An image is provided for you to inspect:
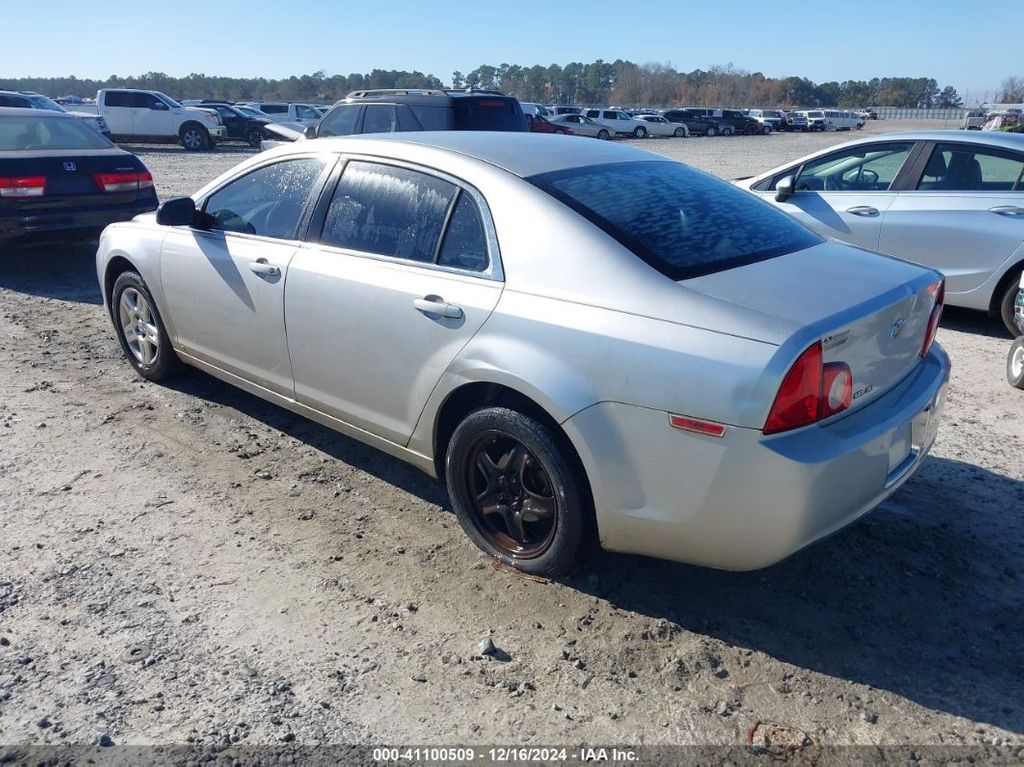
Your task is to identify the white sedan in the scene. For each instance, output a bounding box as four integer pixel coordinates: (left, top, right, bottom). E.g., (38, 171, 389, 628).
(635, 114, 689, 138)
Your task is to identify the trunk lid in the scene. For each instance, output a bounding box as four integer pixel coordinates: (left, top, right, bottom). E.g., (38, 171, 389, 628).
(683, 240, 942, 412)
(0, 149, 148, 210)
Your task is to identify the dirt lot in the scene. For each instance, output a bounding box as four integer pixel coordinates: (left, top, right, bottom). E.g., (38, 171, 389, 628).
(0, 120, 1022, 753)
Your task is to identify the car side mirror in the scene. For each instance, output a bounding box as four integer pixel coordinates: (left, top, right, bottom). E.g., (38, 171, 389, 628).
(775, 175, 795, 202)
(304, 125, 317, 139)
(156, 197, 198, 227)
(153, 102, 169, 111)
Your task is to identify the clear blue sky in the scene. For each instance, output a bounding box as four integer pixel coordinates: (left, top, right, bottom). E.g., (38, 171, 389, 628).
(5, 0, 1019, 102)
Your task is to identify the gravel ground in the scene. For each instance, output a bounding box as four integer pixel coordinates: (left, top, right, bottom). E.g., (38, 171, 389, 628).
(0, 120, 1022, 754)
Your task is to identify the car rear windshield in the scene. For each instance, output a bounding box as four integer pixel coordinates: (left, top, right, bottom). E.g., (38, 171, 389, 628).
(452, 97, 527, 131)
(528, 161, 822, 280)
(0, 114, 112, 151)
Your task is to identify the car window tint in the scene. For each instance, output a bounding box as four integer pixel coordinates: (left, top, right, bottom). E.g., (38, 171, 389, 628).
(409, 106, 452, 130)
(395, 104, 421, 131)
(203, 158, 328, 239)
(530, 160, 822, 280)
(437, 193, 488, 272)
(321, 161, 456, 262)
(917, 144, 1024, 191)
(793, 142, 913, 192)
(318, 105, 360, 137)
(296, 105, 319, 120)
(362, 104, 397, 134)
(104, 92, 131, 108)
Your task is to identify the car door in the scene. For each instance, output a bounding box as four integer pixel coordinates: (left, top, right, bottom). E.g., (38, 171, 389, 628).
(755, 141, 918, 251)
(212, 105, 243, 139)
(128, 92, 167, 136)
(880, 141, 1024, 297)
(160, 155, 334, 395)
(285, 159, 503, 446)
(100, 91, 134, 134)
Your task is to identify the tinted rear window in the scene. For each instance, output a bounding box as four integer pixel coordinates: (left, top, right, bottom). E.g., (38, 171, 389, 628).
(452, 98, 527, 131)
(529, 161, 822, 280)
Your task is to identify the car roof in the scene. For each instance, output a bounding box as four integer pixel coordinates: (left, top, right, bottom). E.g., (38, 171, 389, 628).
(819, 130, 1024, 152)
(0, 106, 74, 119)
(279, 132, 667, 178)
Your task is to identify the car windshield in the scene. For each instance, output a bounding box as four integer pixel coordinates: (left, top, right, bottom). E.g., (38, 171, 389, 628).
(26, 95, 66, 112)
(238, 106, 265, 117)
(529, 161, 822, 280)
(160, 94, 183, 108)
(0, 114, 113, 150)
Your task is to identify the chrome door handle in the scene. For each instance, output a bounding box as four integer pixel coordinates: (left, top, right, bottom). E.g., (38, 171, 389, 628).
(413, 297, 463, 320)
(846, 206, 879, 217)
(990, 206, 1024, 217)
(249, 259, 280, 277)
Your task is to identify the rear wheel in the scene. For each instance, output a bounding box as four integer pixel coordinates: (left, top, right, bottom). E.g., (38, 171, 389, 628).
(179, 123, 210, 151)
(722, 126, 734, 136)
(245, 128, 263, 147)
(111, 271, 181, 381)
(746, 124, 758, 135)
(673, 126, 685, 137)
(597, 129, 610, 140)
(705, 126, 718, 137)
(554, 128, 566, 134)
(1008, 339, 1024, 389)
(633, 126, 647, 139)
(999, 272, 1023, 336)
(445, 407, 589, 577)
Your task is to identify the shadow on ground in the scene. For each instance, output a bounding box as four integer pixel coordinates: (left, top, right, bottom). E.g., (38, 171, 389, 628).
(0, 240, 103, 304)
(941, 306, 1011, 340)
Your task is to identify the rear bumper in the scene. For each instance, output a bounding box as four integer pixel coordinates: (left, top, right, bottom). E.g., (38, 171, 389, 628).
(563, 344, 951, 570)
(0, 198, 157, 243)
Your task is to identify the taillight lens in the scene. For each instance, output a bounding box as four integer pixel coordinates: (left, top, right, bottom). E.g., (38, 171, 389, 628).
(94, 171, 153, 193)
(764, 343, 854, 434)
(921, 280, 944, 358)
(764, 342, 823, 434)
(0, 176, 46, 197)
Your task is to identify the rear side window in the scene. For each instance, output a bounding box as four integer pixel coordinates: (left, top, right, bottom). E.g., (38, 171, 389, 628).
(203, 158, 329, 239)
(409, 106, 452, 131)
(917, 144, 1024, 191)
(529, 161, 822, 280)
(104, 91, 131, 108)
(321, 161, 456, 262)
(261, 104, 287, 114)
(437, 193, 488, 272)
(452, 98, 527, 131)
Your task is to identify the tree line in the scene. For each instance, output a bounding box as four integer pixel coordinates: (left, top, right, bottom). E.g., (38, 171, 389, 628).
(4, 62, 1016, 108)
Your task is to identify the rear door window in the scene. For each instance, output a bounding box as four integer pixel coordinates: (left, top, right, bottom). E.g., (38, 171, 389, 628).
(321, 161, 457, 262)
(104, 91, 131, 108)
(916, 144, 1024, 191)
(203, 158, 329, 239)
(529, 160, 822, 280)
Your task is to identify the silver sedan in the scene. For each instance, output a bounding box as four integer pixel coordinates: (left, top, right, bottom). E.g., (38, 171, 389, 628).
(735, 131, 1024, 334)
(635, 114, 689, 138)
(547, 113, 611, 139)
(97, 133, 949, 576)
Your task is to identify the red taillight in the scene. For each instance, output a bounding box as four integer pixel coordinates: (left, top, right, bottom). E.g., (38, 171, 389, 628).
(763, 345, 855, 434)
(921, 280, 944, 358)
(0, 176, 46, 197)
(94, 171, 153, 193)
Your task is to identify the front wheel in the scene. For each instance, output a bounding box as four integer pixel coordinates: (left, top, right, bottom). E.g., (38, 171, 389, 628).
(746, 124, 758, 135)
(633, 126, 647, 139)
(179, 123, 210, 151)
(111, 271, 181, 381)
(445, 407, 590, 577)
(705, 126, 718, 137)
(597, 129, 610, 140)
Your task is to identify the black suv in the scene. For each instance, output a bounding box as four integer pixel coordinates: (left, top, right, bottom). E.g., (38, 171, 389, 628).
(310, 89, 528, 138)
(717, 109, 764, 135)
(195, 102, 272, 147)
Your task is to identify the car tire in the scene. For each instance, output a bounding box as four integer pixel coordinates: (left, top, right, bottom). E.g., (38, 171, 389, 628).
(673, 126, 685, 137)
(246, 128, 263, 147)
(110, 271, 181, 382)
(180, 123, 210, 151)
(554, 128, 566, 134)
(445, 407, 590, 578)
(722, 126, 734, 136)
(705, 126, 717, 137)
(633, 126, 647, 139)
(761, 125, 772, 135)
(1008, 338, 1024, 389)
(597, 129, 610, 140)
(999, 274, 1023, 336)
(746, 124, 758, 135)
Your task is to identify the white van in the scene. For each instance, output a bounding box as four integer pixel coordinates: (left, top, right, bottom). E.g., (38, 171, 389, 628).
(520, 102, 551, 118)
(821, 109, 863, 131)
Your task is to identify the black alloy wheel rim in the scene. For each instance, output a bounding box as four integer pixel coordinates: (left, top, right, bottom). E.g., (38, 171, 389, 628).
(464, 430, 558, 558)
